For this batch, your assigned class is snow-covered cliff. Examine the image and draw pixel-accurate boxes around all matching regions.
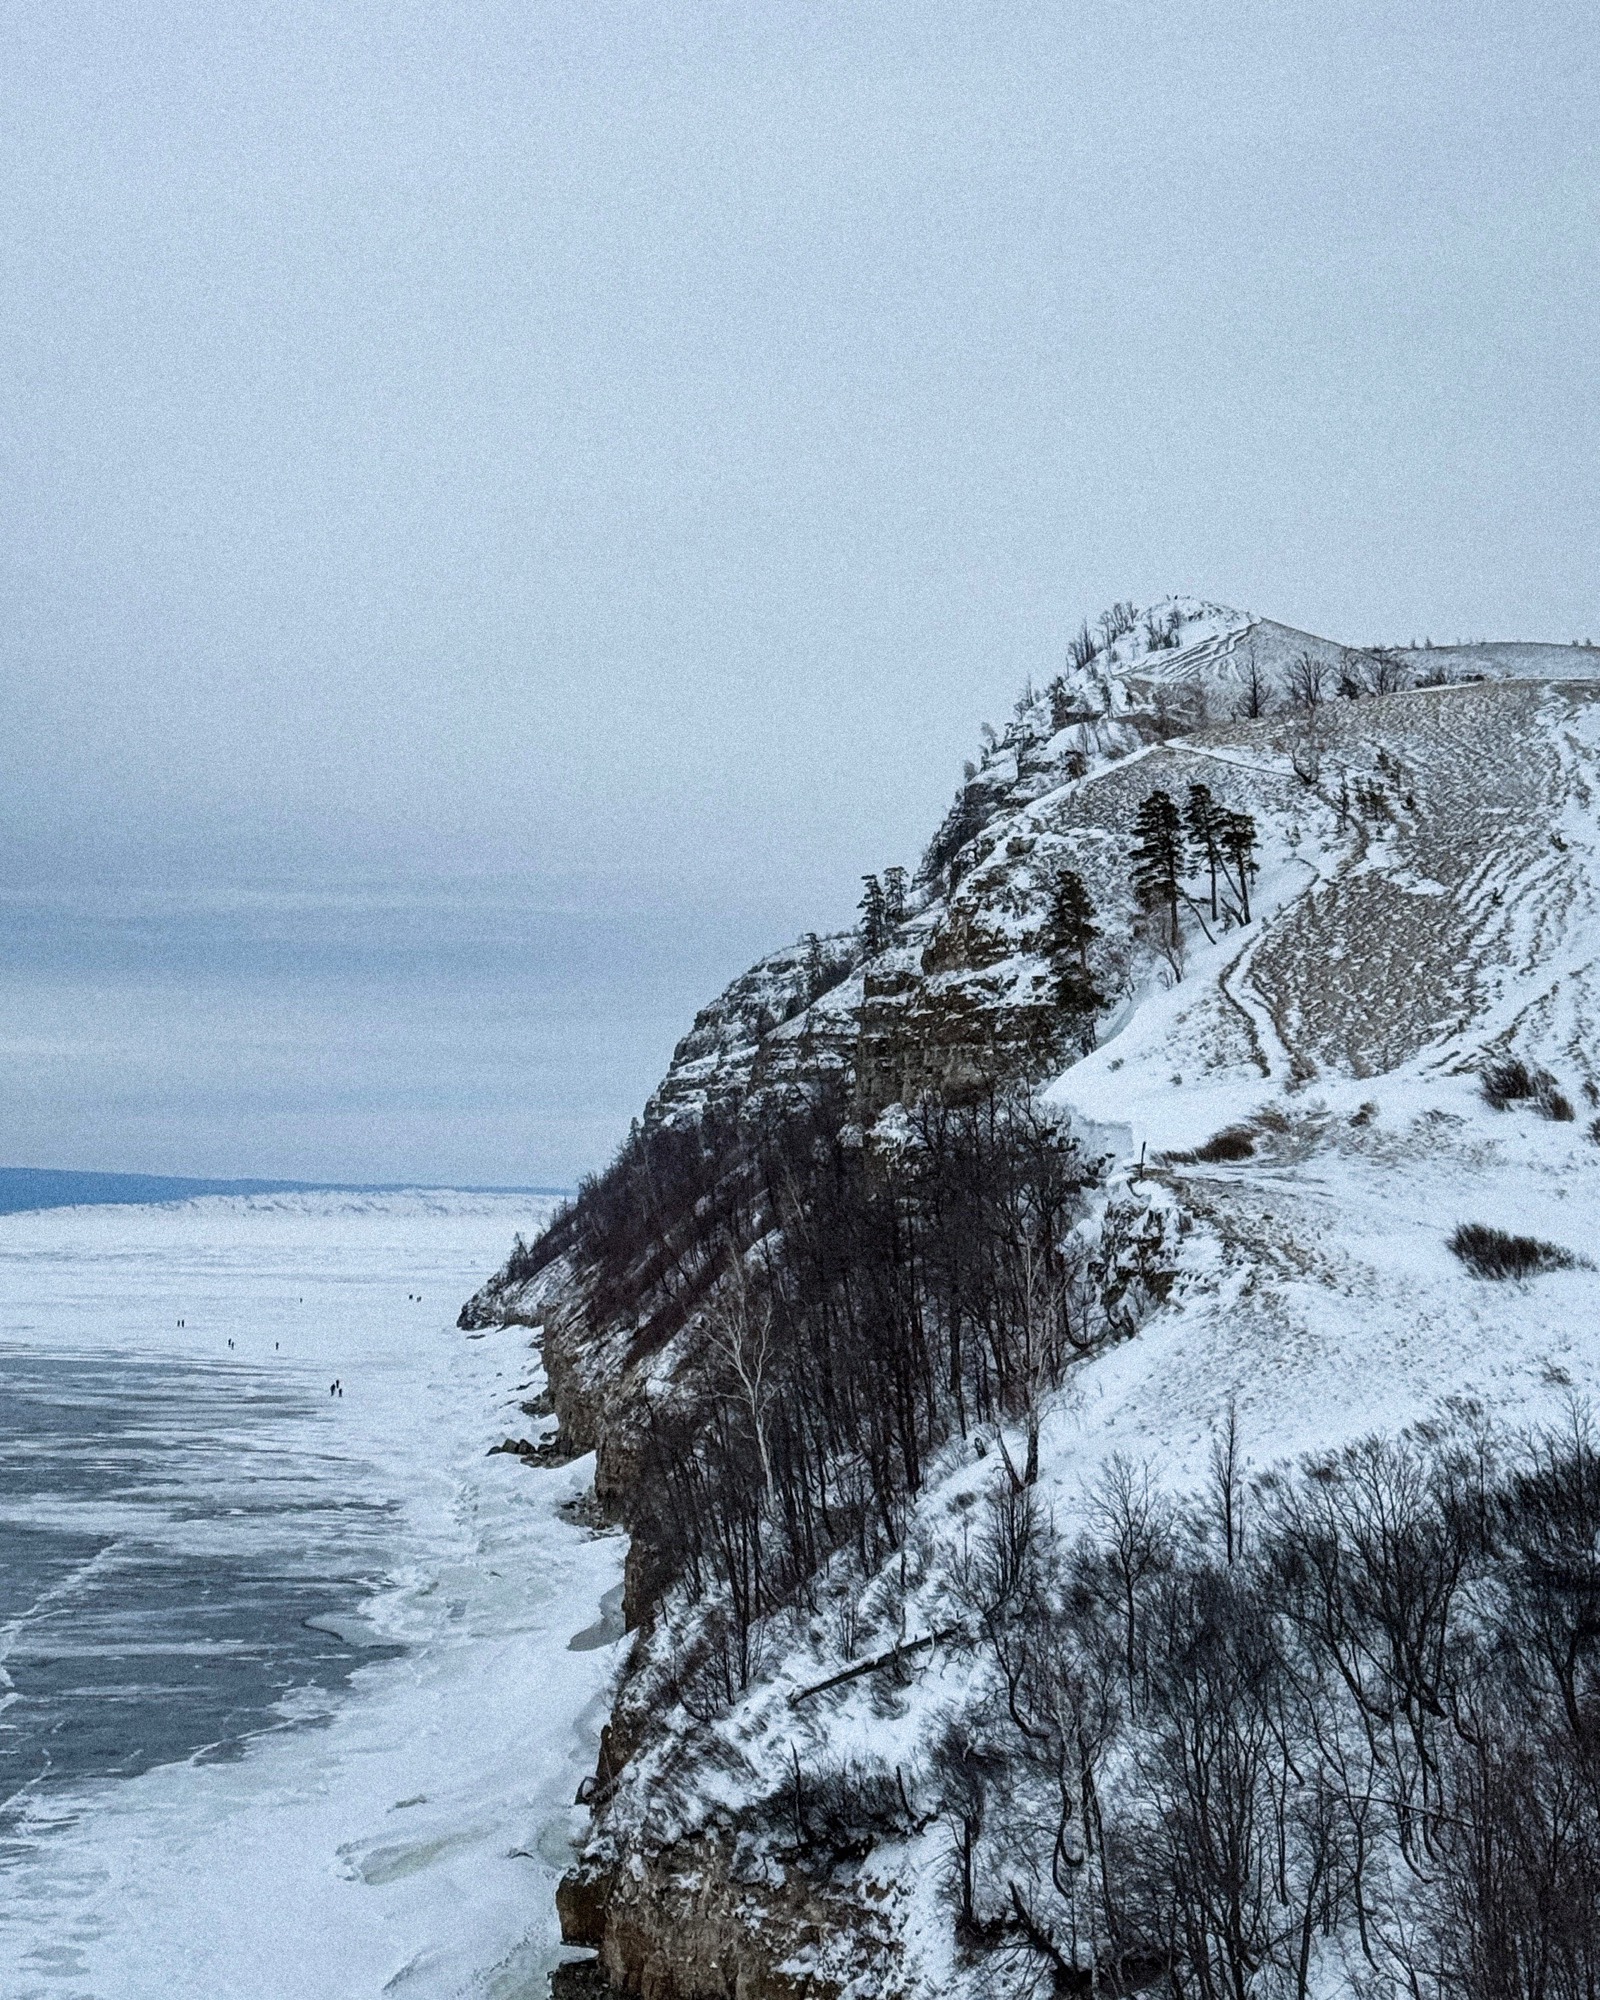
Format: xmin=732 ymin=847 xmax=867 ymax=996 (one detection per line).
xmin=466 ymin=599 xmax=1600 ymax=2000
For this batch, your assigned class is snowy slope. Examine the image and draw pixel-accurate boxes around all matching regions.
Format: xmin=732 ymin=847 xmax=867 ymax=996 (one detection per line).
xmin=1394 ymin=638 xmax=1600 ymax=681
xmin=803 ymin=681 xmax=1600 ymax=1995
xmin=635 ymin=602 xmax=1599 ymax=1138
xmin=465 ymin=602 xmax=1600 ymax=2000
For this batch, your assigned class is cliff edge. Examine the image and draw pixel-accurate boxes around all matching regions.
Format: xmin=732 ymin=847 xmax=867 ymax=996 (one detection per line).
xmin=466 ymin=600 xmax=1600 ymax=1999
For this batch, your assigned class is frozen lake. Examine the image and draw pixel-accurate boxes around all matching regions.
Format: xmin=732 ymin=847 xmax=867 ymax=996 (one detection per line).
xmin=0 ymin=1191 xmax=622 ymax=1999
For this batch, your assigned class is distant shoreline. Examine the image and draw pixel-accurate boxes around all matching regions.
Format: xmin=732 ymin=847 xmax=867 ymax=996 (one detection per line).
xmin=0 ymin=1166 xmax=572 ymax=1217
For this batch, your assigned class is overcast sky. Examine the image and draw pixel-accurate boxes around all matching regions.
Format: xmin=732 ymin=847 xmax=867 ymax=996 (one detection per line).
xmin=3 ymin=1 xmax=1597 ymax=1185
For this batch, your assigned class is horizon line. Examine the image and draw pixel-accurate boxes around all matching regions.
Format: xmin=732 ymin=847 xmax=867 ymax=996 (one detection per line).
xmin=0 ymin=1165 xmax=573 ymax=1216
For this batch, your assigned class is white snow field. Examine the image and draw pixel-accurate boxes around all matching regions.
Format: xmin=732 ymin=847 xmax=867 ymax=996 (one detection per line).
xmin=0 ymin=1191 xmax=622 ymax=2000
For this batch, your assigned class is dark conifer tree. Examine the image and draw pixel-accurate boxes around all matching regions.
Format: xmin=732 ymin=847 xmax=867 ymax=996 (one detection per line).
xmin=1042 ymin=867 xmax=1104 ymax=1048
xmin=1046 ymin=674 xmax=1073 ymax=733
xmin=1043 ymin=866 xmax=1098 ymax=972
xmin=1185 ymin=783 xmax=1223 ymax=919
xmin=881 ymin=866 xmax=908 ymax=927
xmin=858 ymin=874 xmax=891 ymax=955
xmin=919 ymin=786 xmax=989 ymax=893
xmin=799 ymin=932 xmax=826 ymax=1002
xmin=1130 ymin=790 xmax=1185 ymax=944
xmin=1219 ymin=810 xmax=1260 ymax=922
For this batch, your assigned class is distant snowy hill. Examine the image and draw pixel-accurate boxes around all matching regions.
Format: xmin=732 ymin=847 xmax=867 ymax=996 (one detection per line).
xmin=465 ymin=600 xmax=1600 ymax=2000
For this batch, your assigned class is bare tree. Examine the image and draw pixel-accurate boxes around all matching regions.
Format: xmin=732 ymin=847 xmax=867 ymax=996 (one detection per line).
xmin=1235 ymin=642 xmax=1271 ymax=720
xmin=1286 ymin=650 xmax=1328 ymax=713
xmin=1009 ymin=1235 xmax=1067 ymax=1486
xmin=926 ymin=1408 xmax=1600 ymax=2000
xmin=704 ymin=1251 xmax=777 ymax=1505
xmin=1289 ymin=716 xmax=1325 ymax=790
xmin=1351 ymin=647 xmax=1411 ymax=697
xmin=1209 ymin=1400 xmax=1245 ymax=1564
xmin=932 ymin=1722 xmax=1003 ymax=1932
xmin=1089 ymin=1455 xmax=1175 ymax=1703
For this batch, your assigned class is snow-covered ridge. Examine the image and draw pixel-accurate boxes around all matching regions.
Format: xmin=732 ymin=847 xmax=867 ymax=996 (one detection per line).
xmin=466 ymin=601 xmax=1600 ymax=2000
xmin=636 ymin=599 xmax=1600 ymax=1136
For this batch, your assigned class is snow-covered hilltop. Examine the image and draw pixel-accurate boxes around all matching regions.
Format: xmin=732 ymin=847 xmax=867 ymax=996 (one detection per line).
xmin=466 ymin=600 xmax=1600 ymax=2000
xmin=610 ymin=597 xmax=1600 ymax=1143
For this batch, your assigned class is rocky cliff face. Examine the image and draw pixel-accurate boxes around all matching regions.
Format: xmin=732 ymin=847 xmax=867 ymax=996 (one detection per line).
xmin=461 ymin=599 xmax=1600 ymax=2000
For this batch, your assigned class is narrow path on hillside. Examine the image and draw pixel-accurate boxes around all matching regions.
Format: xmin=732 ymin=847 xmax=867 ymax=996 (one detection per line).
xmin=1179 ymin=740 xmax=1357 ymax=1084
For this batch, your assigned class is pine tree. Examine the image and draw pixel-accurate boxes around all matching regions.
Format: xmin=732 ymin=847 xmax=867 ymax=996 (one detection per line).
xmin=800 ymin=932 xmax=826 ymax=1001
xmin=1185 ymin=783 xmax=1223 ymax=920
xmin=1042 ymin=867 xmax=1104 ymax=1046
xmin=1042 ymin=866 xmax=1098 ymax=971
xmin=1219 ymin=810 xmax=1260 ymax=923
xmin=1130 ymin=790 xmax=1184 ymax=944
xmin=881 ymin=866 xmax=908 ymax=927
xmin=1046 ymin=674 xmax=1073 ymax=733
xmin=858 ymin=875 xmax=890 ymax=955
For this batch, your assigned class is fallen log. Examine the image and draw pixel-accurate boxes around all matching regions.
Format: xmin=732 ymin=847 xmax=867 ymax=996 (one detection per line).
xmin=789 ymin=1625 xmax=962 ymax=1706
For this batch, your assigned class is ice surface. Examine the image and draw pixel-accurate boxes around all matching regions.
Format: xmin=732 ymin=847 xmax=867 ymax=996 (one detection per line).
xmin=0 ymin=1192 xmax=623 ymax=1999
